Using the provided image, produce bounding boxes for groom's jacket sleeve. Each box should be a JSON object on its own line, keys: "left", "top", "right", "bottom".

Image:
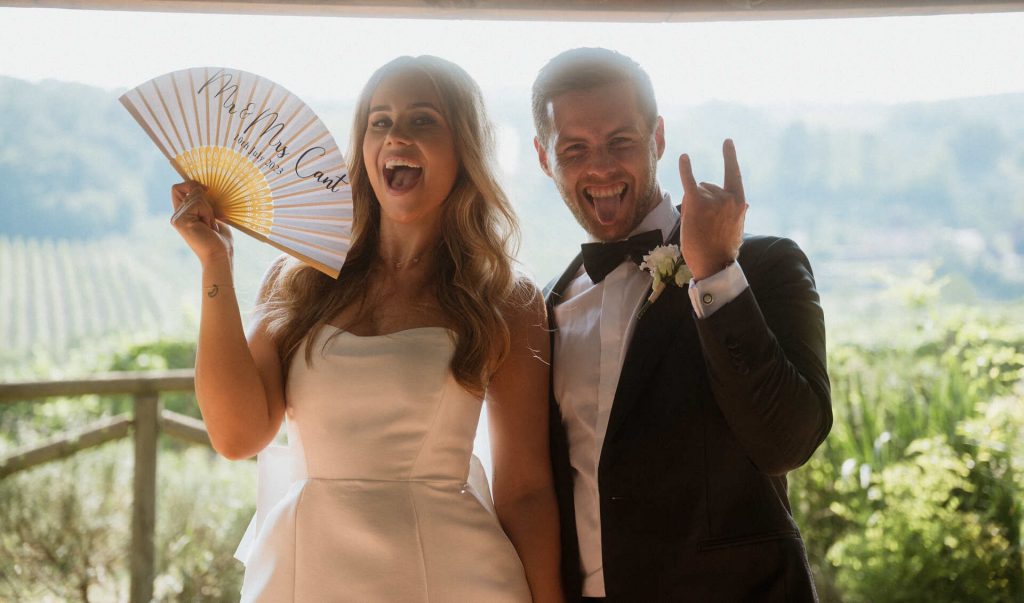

{"left": 694, "top": 235, "right": 832, "bottom": 476}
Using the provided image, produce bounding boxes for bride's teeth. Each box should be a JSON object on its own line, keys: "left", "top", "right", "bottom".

{"left": 385, "top": 158, "right": 421, "bottom": 170}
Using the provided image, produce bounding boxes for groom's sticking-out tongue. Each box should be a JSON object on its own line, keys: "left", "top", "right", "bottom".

{"left": 593, "top": 195, "right": 622, "bottom": 225}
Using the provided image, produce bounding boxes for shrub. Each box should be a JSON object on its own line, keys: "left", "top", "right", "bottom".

{"left": 826, "top": 437, "right": 1018, "bottom": 602}
{"left": 152, "top": 447, "right": 254, "bottom": 602}
{"left": 792, "top": 301, "right": 1024, "bottom": 601}
{"left": 0, "top": 442, "right": 254, "bottom": 602}
{"left": 0, "top": 442, "right": 132, "bottom": 602}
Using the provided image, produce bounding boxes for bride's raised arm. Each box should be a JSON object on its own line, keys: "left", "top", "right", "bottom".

{"left": 171, "top": 181, "right": 287, "bottom": 461}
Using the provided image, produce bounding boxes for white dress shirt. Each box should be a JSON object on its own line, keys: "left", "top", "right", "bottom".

{"left": 552, "top": 190, "right": 748, "bottom": 596}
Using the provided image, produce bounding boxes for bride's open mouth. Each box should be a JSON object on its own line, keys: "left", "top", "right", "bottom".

{"left": 584, "top": 183, "right": 627, "bottom": 225}
{"left": 384, "top": 157, "right": 423, "bottom": 193}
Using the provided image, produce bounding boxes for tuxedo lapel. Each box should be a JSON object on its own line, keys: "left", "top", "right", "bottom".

{"left": 602, "top": 217, "right": 686, "bottom": 444}
{"left": 544, "top": 253, "right": 584, "bottom": 311}
{"left": 603, "top": 284, "right": 693, "bottom": 444}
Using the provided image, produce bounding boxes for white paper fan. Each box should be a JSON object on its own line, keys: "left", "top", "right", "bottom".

{"left": 120, "top": 67, "right": 351, "bottom": 278}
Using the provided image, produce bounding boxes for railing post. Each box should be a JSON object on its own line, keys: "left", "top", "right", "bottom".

{"left": 130, "top": 392, "right": 161, "bottom": 603}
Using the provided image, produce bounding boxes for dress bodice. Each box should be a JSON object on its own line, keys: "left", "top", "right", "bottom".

{"left": 284, "top": 325, "right": 480, "bottom": 483}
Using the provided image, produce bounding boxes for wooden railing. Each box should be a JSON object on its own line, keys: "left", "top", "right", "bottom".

{"left": 0, "top": 370, "right": 211, "bottom": 603}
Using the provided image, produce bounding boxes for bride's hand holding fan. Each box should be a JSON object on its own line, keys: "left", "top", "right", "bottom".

{"left": 170, "top": 181, "right": 234, "bottom": 266}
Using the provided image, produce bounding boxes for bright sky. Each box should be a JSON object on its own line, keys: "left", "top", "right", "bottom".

{"left": 1, "top": 7, "right": 1023, "bottom": 106}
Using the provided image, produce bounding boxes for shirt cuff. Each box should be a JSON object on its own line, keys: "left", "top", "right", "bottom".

{"left": 688, "top": 261, "right": 748, "bottom": 319}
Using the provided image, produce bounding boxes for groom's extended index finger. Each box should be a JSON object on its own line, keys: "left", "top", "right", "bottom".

{"left": 678, "top": 153, "right": 699, "bottom": 196}
{"left": 723, "top": 138, "right": 744, "bottom": 199}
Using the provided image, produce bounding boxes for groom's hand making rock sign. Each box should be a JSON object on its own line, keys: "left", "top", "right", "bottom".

{"left": 678, "top": 138, "right": 749, "bottom": 281}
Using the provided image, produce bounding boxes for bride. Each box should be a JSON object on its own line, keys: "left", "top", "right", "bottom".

{"left": 170, "top": 55, "right": 563, "bottom": 602}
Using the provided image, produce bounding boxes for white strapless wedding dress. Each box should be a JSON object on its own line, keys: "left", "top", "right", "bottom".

{"left": 234, "top": 326, "right": 532, "bottom": 602}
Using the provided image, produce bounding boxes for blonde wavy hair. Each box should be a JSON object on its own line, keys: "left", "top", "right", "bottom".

{"left": 256, "top": 55, "right": 524, "bottom": 396}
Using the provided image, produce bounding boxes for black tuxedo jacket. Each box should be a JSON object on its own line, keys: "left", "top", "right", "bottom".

{"left": 546, "top": 230, "right": 832, "bottom": 602}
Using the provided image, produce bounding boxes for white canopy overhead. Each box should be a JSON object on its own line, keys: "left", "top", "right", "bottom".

{"left": 2, "top": 0, "right": 1022, "bottom": 21}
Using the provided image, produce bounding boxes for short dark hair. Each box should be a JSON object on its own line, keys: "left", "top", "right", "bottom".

{"left": 531, "top": 47, "right": 658, "bottom": 146}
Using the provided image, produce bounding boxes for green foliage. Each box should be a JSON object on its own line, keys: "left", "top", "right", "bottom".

{"left": 151, "top": 448, "right": 254, "bottom": 603}
{"left": 0, "top": 335, "right": 200, "bottom": 451}
{"left": 106, "top": 337, "right": 200, "bottom": 421}
{"left": 1, "top": 335, "right": 252, "bottom": 601}
{"left": 826, "top": 437, "right": 1017, "bottom": 602}
{"left": 959, "top": 394, "right": 1024, "bottom": 595}
{"left": 107, "top": 338, "right": 196, "bottom": 373}
{"left": 817, "top": 265, "right": 1024, "bottom": 470}
{"left": 0, "top": 443, "right": 131, "bottom": 602}
{"left": 791, "top": 272, "right": 1024, "bottom": 601}
{"left": 0, "top": 395, "right": 110, "bottom": 452}
{"left": 0, "top": 442, "right": 254, "bottom": 602}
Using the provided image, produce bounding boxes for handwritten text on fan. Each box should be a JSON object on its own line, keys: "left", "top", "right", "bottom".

{"left": 198, "top": 71, "right": 348, "bottom": 192}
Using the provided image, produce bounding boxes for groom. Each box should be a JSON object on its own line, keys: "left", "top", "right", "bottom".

{"left": 533, "top": 48, "right": 832, "bottom": 602}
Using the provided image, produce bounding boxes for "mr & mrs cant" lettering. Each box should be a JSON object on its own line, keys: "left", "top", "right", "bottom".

{"left": 197, "top": 70, "right": 348, "bottom": 192}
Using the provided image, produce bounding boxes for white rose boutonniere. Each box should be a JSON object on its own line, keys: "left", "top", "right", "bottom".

{"left": 638, "top": 244, "right": 692, "bottom": 318}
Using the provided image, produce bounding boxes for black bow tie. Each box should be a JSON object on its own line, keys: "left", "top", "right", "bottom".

{"left": 580, "top": 229, "right": 664, "bottom": 284}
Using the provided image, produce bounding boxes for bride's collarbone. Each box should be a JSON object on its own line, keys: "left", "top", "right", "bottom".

{"left": 330, "top": 288, "right": 448, "bottom": 337}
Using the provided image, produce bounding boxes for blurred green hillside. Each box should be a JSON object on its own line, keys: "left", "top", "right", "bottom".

{"left": 2, "top": 77, "right": 1022, "bottom": 364}
{"left": 3, "top": 78, "right": 1023, "bottom": 257}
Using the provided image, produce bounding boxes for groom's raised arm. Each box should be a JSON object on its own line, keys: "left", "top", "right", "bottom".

{"left": 694, "top": 235, "right": 831, "bottom": 476}
{"left": 679, "top": 140, "right": 831, "bottom": 476}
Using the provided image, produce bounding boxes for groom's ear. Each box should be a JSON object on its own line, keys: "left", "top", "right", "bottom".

{"left": 655, "top": 116, "right": 666, "bottom": 160}
{"left": 534, "top": 136, "right": 553, "bottom": 178}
